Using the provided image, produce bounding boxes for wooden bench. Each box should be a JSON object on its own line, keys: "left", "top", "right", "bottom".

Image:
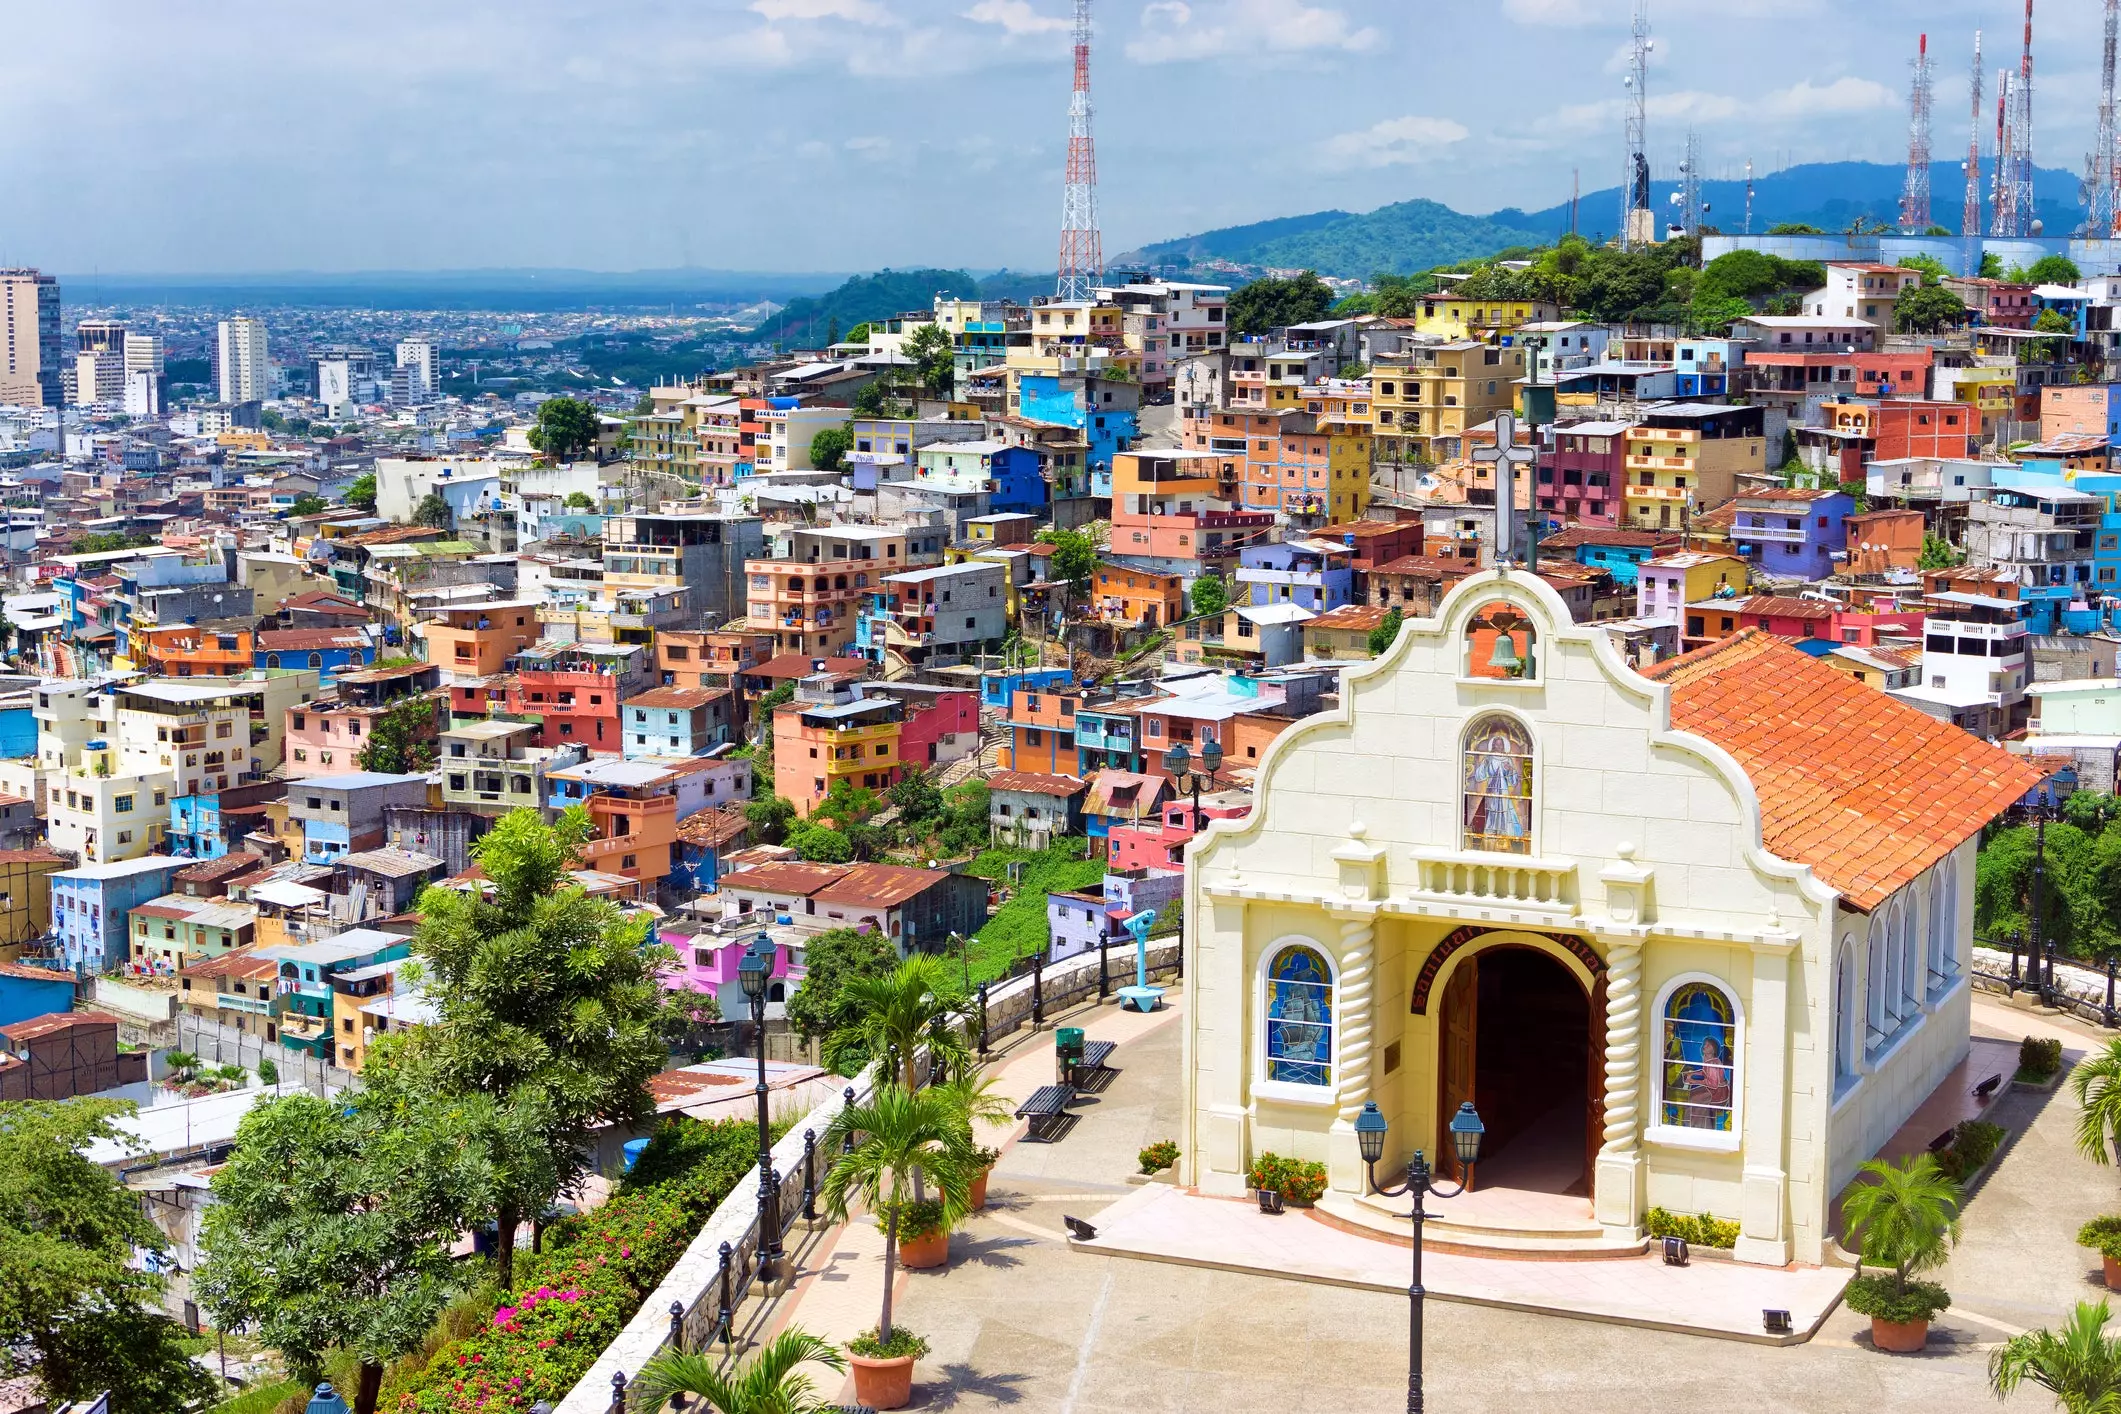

{"left": 1069, "top": 1040, "right": 1118, "bottom": 1095}
{"left": 1016, "top": 1084, "right": 1074, "bottom": 1143}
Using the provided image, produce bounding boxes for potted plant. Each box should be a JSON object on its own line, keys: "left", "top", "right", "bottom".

{"left": 883, "top": 1197, "right": 951, "bottom": 1269}
{"left": 1840, "top": 1154, "right": 1962, "bottom": 1352}
{"left": 2081, "top": 1217, "right": 2121, "bottom": 1288}
{"left": 821, "top": 1082, "right": 978, "bottom": 1411}
{"left": 1138, "top": 1140, "right": 1180, "bottom": 1177}
{"left": 2075, "top": 1038, "right": 2121, "bottom": 1167}
{"left": 1248, "top": 1152, "right": 1329, "bottom": 1210}
{"left": 934, "top": 1069, "right": 1013, "bottom": 1213}
{"left": 968, "top": 1145, "right": 1002, "bottom": 1211}
{"left": 1989, "top": 1299, "right": 2121, "bottom": 1407}
{"left": 635, "top": 1326, "right": 846, "bottom": 1414}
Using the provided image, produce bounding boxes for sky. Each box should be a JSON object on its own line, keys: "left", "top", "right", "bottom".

{"left": 0, "top": 0, "right": 2113, "bottom": 275}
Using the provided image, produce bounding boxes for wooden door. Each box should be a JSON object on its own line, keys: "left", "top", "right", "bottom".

{"left": 1436, "top": 958, "right": 1478, "bottom": 1184}
{"left": 1584, "top": 973, "right": 1607, "bottom": 1199}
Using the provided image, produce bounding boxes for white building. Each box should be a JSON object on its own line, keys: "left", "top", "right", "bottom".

{"left": 1801, "top": 263, "right": 1922, "bottom": 338}
{"left": 216, "top": 317, "right": 269, "bottom": 404}
{"left": 1183, "top": 576, "right": 2034, "bottom": 1267}
{"left": 1889, "top": 591, "right": 2031, "bottom": 739}
{"left": 74, "top": 350, "right": 125, "bottom": 408}
{"left": 396, "top": 339, "right": 439, "bottom": 398}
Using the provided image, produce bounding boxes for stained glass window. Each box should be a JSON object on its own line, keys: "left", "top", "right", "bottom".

{"left": 1660, "top": 982, "right": 1736, "bottom": 1132}
{"left": 1461, "top": 715, "right": 1533, "bottom": 856}
{"left": 1265, "top": 944, "right": 1333, "bottom": 1086}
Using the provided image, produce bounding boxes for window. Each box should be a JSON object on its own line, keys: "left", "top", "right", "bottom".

{"left": 1264, "top": 944, "right": 1333, "bottom": 1086}
{"left": 1657, "top": 981, "right": 1737, "bottom": 1133}
{"left": 115, "top": 795, "right": 134, "bottom": 813}
{"left": 1461, "top": 715, "right": 1532, "bottom": 855}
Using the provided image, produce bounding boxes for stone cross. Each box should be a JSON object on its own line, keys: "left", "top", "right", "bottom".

{"left": 1470, "top": 410, "right": 1539, "bottom": 564}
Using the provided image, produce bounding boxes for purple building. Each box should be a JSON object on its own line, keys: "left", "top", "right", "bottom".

{"left": 1728, "top": 487, "right": 1854, "bottom": 581}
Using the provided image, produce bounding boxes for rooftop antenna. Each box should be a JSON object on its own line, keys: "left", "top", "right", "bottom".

{"left": 2089, "top": 0, "right": 2120, "bottom": 238}
{"left": 1744, "top": 159, "right": 1755, "bottom": 236}
{"left": 1900, "top": 33, "right": 1934, "bottom": 232}
{"left": 1963, "top": 30, "right": 1985, "bottom": 258}
{"left": 1620, "top": 0, "right": 1652, "bottom": 252}
{"left": 1054, "top": 0, "right": 1103, "bottom": 303}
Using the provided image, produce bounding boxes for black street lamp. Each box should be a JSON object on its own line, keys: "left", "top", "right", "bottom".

{"left": 2026, "top": 787, "right": 2059, "bottom": 1007}
{"left": 1161, "top": 737, "right": 1224, "bottom": 823}
{"left": 738, "top": 934, "right": 783, "bottom": 1280}
{"left": 1354, "top": 1099, "right": 1486, "bottom": 1414}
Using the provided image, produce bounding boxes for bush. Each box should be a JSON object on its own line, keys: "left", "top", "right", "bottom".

{"left": 2078, "top": 1214, "right": 2121, "bottom": 1260}
{"left": 848, "top": 1326, "right": 930, "bottom": 1360}
{"left": 1246, "top": 1152, "right": 1328, "bottom": 1206}
{"left": 255, "top": 1057, "right": 277, "bottom": 1085}
{"left": 875, "top": 1197, "right": 948, "bottom": 1242}
{"left": 1643, "top": 1206, "right": 1740, "bottom": 1249}
{"left": 1138, "top": 1140, "right": 1180, "bottom": 1175}
{"left": 2020, "top": 1035, "right": 2064, "bottom": 1080}
{"left": 1843, "top": 1272, "right": 1952, "bottom": 1324}
{"left": 1932, "top": 1119, "right": 2007, "bottom": 1184}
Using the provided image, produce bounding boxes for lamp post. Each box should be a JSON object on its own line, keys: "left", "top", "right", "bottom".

{"left": 2026, "top": 787, "right": 2057, "bottom": 1007}
{"left": 306, "top": 1385, "right": 351, "bottom": 1414}
{"left": 738, "top": 934, "right": 783, "bottom": 1280}
{"left": 1353, "top": 1099, "right": 1486, "bottom": 1414}
{"left": 1160, "top": 737, "right": 1224, "bottom": 825}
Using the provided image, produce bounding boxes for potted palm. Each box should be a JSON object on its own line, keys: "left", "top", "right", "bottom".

{"left": 2074, "top": 1038, "right": 2121, "bottom": 1167}
{"left": 2082, "top": 1218, "right": 2121, "bottom": 1288}
{"left": 934, "top": 1070, "right": 1014, "bottom": 1211}
{"left": 821, "top": 1082, "right": 979, "bottom": 1410}
{"left": 828, "top": 956, "right": 974, "bottom": 1209}
{"left": 634, "top": 1326, "right": 845, "bottom": 1414}
{"left": 1840, "top": 1154, "right": 1961, "bottom": 1352}
{"left": 1990, "top": 1299, "right": 2121, "bottom": 1409}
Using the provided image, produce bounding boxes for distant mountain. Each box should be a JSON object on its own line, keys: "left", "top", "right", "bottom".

{"left": 60, "top": 267, "right": 848, "bottom": 313}
{"left": 764, "top": 267, "right": 981, "bottom": 344}
{"left": 1122, "top": 210, "right": 1354, "bottom": 267}
{"left": 1114, "top": 200, "right": 1550, "bottom": 281}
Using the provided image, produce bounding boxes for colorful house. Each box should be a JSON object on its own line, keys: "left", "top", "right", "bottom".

{"left": 771, "top": 684, "right": 905, "bottom": 817}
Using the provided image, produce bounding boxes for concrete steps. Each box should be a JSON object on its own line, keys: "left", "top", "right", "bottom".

{"left": 1313, "top": 1190, "right": 1649, "bottom": 1261}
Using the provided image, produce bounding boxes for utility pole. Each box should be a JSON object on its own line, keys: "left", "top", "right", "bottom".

{"left": 1963, "top": 31, "right": 1984, "bottom": 262}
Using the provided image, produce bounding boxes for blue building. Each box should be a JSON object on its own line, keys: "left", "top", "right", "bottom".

{"left": 169, "top": 793, "right": 226, "bottom": 859}
{"left": 256, "top": 629, "right": 374, "bottom": 687}
{"left": 1672, "top": 339, "right": 1742, "bottom": 398}
{"left": 1073, "top": 704, "right": 1140, "bottom": 776}
{"left": 1016, "top": 374, "right": 1140, "bottom": 497}
{"left": 262, "top": 928, "right": 413, "bottom": 1060}
{"left": 913, "top": 440, "right": 1047, "bottom": 516}
{"left": 51, "top": 856, "right": 185, "bottom": 973}
{"left": 1234, "top": 540, "right": 1356, "bottom": 613}
{"left": 1728, "top": 487, "right": 1854, "bottom": 581}
{"left": 1545, "top": 528, "right": 1670, "bottom": 588}
{"left": 980, "top": 668, "right": 1073, "bottom": 710}
{"left": 0, "top": 963, "right": 76, "bottom": 1027}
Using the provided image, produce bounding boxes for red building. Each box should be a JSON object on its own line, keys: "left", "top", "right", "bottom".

{"left": 1537, "top": 419, "right": 1630, "bottom": 525}
{"left": 1801, "top": 400, "right": 1979, "bottom": 479}
{"left": 1107, "top": 797, "right": 1249, "bottom": 873}
{"left": 896, "top": 689, "right": 981, "bottom": 768}
{"left": 506, "top": 645, "right": 654, "bottom": 756}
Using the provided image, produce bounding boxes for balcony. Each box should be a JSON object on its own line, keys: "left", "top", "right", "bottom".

{"left": 1625, "top": 485, "right": 1690, "bottom": 502}
{"left": 1408, "top": 847, "right": 1578, "bottom": 916}
{"left": 1732, "top": 524, "right": 1808, "bottom": 544}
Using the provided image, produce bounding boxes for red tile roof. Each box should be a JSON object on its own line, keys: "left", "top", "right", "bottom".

{"left": 718, "top": 861, "right": 853, "bottom": 895}
{"left": 0, "top": 1009, "right": 119, "bottom": 1042}
{"left": 1735, "top": 594, "right": 1835, "bottom": 622}
{"left": 258, "top": 628, "right": 370, "bottom": 652}
{"left": 1642, "top": 630, "right": 2043, "bottom": 911}
{"left": 747, "top": 653, "right": 867, "bottom": 681}
{"left": 1309, "top": 605, "right": 1390, "bottom": 632}
{"left": 987, "top": 771, "right": 1087, "bottom": 797}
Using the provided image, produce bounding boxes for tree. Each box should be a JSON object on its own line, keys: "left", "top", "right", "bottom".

{"left": 1188, "top": 572, "right": 1229, "bottom": 618}
{"left": 70, "top": 531, "right": 153, "bottom": 555}
{"left": 819, "top": 1084, "right": 980, "bottom": 1349}
{"left": 829, "top": 954, "right": 971, "bottom": 1088}
{"left": 887, "top": 771, "right": 945, "bottom": 828}
{"left": 1367, "top": 606, "right": 1404, "bottom": 657}
{"left": 786, "top": 926, "right": 901, "bottom": 1058}
{"left": 2027, "top": 254, "right": 2083, "bottom": 286}
{"left": 357, "top": 696, "right": 438, "bottom": 774}
{"left": 814, "top": 780, "right": 882, "bottom": 831}
{"left": 852, "top": 379, "right": 897, "bottom": 417}
{"left": 1990, "top": 1299, "right": 2121, "bottom": 1412}
{"left": 1227, "top": 272, "right": 1334, "bottom": 336}
{"left": 0, "top": 1100, "right": 214, "bottom": 1414}
{"left": 527, "top": 395, "right": 601, "bottom": 463}
{"left": 2073, "top": 1039, "right": 2121, "bottom": 1167}
{"left": 786, "top": 822, "right": 854, "bottom": 863}
{"left": 744, "top": 793, "right": 798, "bottom": 846}
{"left": 287, "top": 493, "right": 328, "bottom": 517}
{"left": 1896, "top": 254, "right": 1951, "bottom": 287}
{"left": 412, "top": 491, "right": 452, "bottom": 529}
{"left": 562, "top": 490, "right": 596, "bottom": 510}
{"left": 845, "top": 321, "right": 873, "bottom": 344}
{"left": 345, "top": 471, "right": 378, "bottom": 513}
{"left": 902, "top": 322, "right": 957, "bottom": 400}
{"left": 636, "top": 1327, "right": 847, "bottom": 1414}
{"left": 1895, "top": 283, "right": 1967, "bottom": 334}
{"left": 196, "top": 1091, "right": 491, "bottom": 1414}
{"left": 1980, "top": 251, "right": 2006, "bottom": 279}
{"left": 1040, "top": 526, "right": 1097, "bottom": 592}
{"left": 811, "top": 424, "right": 854, "bottom": 473}
{"left": 1840, "top": 1154, "right": 1960, "bottom": 1307}
{"left": 1917, "top": 533, "right": 1960, "bottom": 570}
{"left": 399, "top": 806, "right": 674, "bottom": 1289}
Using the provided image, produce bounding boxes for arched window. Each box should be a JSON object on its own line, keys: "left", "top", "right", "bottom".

{"left": 1461, "top": 714, "right": 1533, "bottom": 856}
{"left": 265, "top": 654, "right": 280, "bottom": 669}
{"left": 309, "top": 653, "right": 324, "bottom": 669}
{"left": 1899, "top": 896, "right": 1922, "bottom": 1014}
{"left": 1834, "top": 942, "right": 1856, "bottom": 1085}
{"left": 1264, "top": 943, "right": 1333, "bottom": 1087}
{"left": 1867, "top": 914, "right": 1890, "bottom": 1043}
{"left": 1931, "top": 865, "right": 1959, "bottom": 986}
{"left": 1659, "top": 980, "right": 1737, "bottom": 1133}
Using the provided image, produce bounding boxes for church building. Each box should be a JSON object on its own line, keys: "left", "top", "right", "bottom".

{"left": 1179, "top": 570, "right": 2038, "bottom": 1266}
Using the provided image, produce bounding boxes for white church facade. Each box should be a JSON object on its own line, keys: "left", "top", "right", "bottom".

{"left": 1179, "top": 570, "right": 2037, "bottom": 1265}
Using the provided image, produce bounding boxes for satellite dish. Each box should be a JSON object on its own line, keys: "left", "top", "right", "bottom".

{"left": 1623, "top": 75, "right": 1633, "bottom": 88}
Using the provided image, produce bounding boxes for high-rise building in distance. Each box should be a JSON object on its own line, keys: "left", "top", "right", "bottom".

{"left": 124, "top": 333, "right": 165, "bottom": 416}
{"left": 396, "top": 338, "right": 438, "bottom": 400}
{"left": 216, "top": 316, "right": 269, "bottom": 404}
{"left": 0, "top": 270, "right": 64, "bottom": 409}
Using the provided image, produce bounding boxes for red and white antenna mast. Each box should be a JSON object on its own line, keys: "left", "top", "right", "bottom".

{"left": 1962, "top": 30, "right": 1984, "bottom": 246}
{"left": 1055, "top": 0, "right": 1102, "bottom": 302}
{"left": 1900, "top": 33, "right": 1934, "bottom": 231}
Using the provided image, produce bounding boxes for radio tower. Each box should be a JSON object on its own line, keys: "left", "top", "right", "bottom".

{"left": 1900, "top": 35, "right": 1934, "bottom": 231}
{"left": 1619, "top": 1, "right": 1652, "bottom": 251}
{"left": 2008, "top": 0, "right": 2036, "bottom": 235}
{"left": 1991, "top": 69, "right": 2017, "bottom": 236}
{"left": 1054, "top": 0, "right": 1102, "bottom": 302}
{"left": 1962, "top": 31, "right": 1984, "bottom": 247}
{"left": 2087, "top": 0, "right": 2119, "bottom": 238}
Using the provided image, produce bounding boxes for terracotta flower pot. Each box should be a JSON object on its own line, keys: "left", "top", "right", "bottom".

{"left": 898, "top": 1227, "right": 950, "bottom": 1269}
{"left": 2103, "top": 1253, "right": 2121, "bottom": 1289}
{"left": 849, "top": 1352, "right": 916, "bottom": 1410}
{"left": 970, "top": 1167, "right": 992, "bottom": 1211}
{"left": 1870, "top": 1316, "right": 1929, "bottom": 1353}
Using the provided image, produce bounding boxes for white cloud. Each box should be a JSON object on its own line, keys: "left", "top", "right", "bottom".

{"left": 1502, "top": 0, "right": 1624, "bottom": 26}
{"left": 749, "top": 0, "right": 895, "bottom": 24}
{"left": 964, "top": 0, "right": 1068, "bottom": 35}
{"left": 844, "top": 135, "right": 892, "bottom": 155}
{"left": 1550, "top": 88, "right": 1740, "bottom": 133}
{"left": 1765, "top": 76, "right": 1897, "bottom": 117}
{"left": 1125, "top": 0, "right": 1379, "bottom": 65}
{"left": 1320, "top": 115, "right": 1470, "bottom": 170}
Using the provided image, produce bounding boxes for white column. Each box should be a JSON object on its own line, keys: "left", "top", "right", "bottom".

{"left": 1736, "top": 941, "right": 1794, "bottom": 1267}
{"left": 1594, "top": 936, "right": 1645, "bottom": 1234}
{"left": 1328, "top": 911, "right": 1377, "bottom": 1193}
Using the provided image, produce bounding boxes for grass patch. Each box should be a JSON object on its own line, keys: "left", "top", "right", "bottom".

{"left": 208, "top": 1379, "right": 303, "bottom": 1414}
{"left": 964, "top": 841, "right": 1105, "bottom": 987}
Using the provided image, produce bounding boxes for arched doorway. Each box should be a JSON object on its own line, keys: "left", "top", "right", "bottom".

{"left": 1435, "top": 944, "right": 1594, "bottom": 1195}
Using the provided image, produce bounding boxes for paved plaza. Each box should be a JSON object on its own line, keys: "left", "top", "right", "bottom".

{"left": 761, "top": 987, "right": 2119, "bottom": 1412}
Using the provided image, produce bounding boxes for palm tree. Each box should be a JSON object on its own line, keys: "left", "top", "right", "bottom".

{"left": 820, "top": 1083, "right": 980, "bottom": 1345}
{"left": 826, "top": 954, "right": 971, "bottom": 1089}
{"left": 1840, "top": 1154, "right": 1961, "bottom": 1300}
{"left": 634, "top": 1327, "right": 846, "bottom": 1414}
{"left": 2075, "top": 1039, "right": 2121, "bottom": 1167}
{"left": 1991, "top": 1300, "right": 2121, "bottom": 1413}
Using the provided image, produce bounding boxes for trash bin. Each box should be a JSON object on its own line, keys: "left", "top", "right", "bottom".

{"left": 1056, "top": 1026, "right": 1085, "bottom": 1083}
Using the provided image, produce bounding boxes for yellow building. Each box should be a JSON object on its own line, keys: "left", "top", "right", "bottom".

{"left": 1411, "top": 293, "right": 1562, "bottom": 340}
{"left": 1622, "top": 407, "right": 1767, "bottom": 532}
{"left": 1302, "top": 380, "right": 1374, "bottom": 431}
{"left": 1945, "top": 367, "right": 2015, "bottom": 425}
{"left": 1371, "top": 342, "right": 1526, "bottom": 465}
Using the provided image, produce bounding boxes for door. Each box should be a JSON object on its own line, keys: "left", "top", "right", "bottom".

{"left": 1585, "top": 973, "right": 1607, "bottom": 1197}
{"left": 1436, "top": 957, "right": 1477, "bottom": 1184}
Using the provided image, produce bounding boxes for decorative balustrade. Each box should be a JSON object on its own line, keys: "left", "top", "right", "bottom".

{"left": 1407, "top": 847, "right": 1578, "bottom": 914}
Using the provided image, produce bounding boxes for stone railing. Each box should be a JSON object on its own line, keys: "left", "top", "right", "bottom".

{"left": 558, "top": 936, "right": 1184, "bottom": 1410}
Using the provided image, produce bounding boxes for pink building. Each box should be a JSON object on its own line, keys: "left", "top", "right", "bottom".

{"left": 896, "top": 689, "right": 981, "bottom": 769}
{"left": 659, "top": 927, "right": 805, "bottom": 1020}
{"left": 1107, "top": 797, "right": 1249, "bottom": 873}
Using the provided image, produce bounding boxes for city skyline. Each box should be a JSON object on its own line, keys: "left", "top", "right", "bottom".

{"left": 5, "top": 0, "right": 2118, "bottom": 275}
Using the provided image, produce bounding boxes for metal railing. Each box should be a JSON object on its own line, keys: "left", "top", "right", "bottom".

{"left": 1971, "top": 932, "right": 2121, "bottom": 1029}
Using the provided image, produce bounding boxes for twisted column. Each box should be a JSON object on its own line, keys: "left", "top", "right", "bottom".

{"left": 1600, "top": 940, "right": 1643, "bottom": 1155}
{"left": 1335, "top": 915, "right": 1376, "bottom": 1120}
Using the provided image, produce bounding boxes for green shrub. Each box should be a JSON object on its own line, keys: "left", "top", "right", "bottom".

{"left": 848, "top": 1325, "right": 930, "bottom": 1359}
{"left": 2020, "top": 1035, "right": 2064, "bottom": 1080}
{"left": 1643, "top": 1206, "right": 1740, "bottom": 1248}
{"left": 1246, "top": 1152, "right": 1328, "bottom": 1206}
{"left": 1932, "top": 1119, "right": 2007, "bottom": 1184}
{"left": 1843, "top": 1272, "right": 1951, "bottom": 1324}
{"left": 2078, "top": 1215, "right": 2121, "bottom": 1260}
{"left": 875, "top": 1197, "right": 948, "bottom": 1241}
{"left": 255, "top": 1057, "right": 277, "bottom": 1085}
{"left": 1138, "top": 1140, "right": 1180, "bottom": 1174}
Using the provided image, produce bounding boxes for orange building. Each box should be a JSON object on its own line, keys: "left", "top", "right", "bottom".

{"left": 1087, "top": 565, "right": 1186, "bottom": 629}
{"left": 134, "top": 622, "right": 254, "bottom": 678}
{"left": 543, "top": 758, "right": 684, "bottom": 895}
{"left": 1107, "top": 449, "right": 1276, "bottom": 579}
{"left": 658, "top": 626, "right": 776, "bottom": 689}
{"left": 998, "top": 686, "right": 1077, "bottom": 775}
{"left": 1181, "top": 406, "right": 1372, "bottom": 523}
{"left": 745, "top": 559, "right": 876, "bottom": 657}
{"left": 416, "top": 599, "right": 543, "bottom": 683}
{"left": 771, "top": 689, "right": 905, "bottom": 817}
